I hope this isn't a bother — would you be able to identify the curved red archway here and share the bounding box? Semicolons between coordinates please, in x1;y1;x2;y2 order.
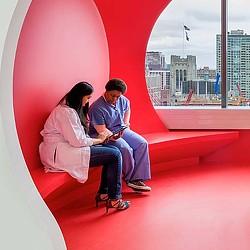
94;0;171;134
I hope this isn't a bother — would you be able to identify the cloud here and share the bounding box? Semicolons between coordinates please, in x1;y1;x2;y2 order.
147;0;250;69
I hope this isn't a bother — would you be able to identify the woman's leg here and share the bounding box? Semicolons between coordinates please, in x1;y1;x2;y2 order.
89;145;122;200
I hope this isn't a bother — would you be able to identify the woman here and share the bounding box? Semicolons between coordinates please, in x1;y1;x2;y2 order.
39;81;130;212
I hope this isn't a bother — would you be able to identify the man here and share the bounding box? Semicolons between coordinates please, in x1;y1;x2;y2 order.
88;78;151;192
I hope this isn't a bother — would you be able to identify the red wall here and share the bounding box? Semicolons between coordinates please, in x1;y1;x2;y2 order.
14;0;109;170
94;0;171;134
203;130;250;164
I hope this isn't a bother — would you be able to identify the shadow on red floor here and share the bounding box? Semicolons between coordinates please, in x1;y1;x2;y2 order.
53;162;250;250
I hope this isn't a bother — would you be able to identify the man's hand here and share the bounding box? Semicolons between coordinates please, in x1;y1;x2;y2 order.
110;130;123;141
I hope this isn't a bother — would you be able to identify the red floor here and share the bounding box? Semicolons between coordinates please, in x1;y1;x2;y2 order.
52;162;250;250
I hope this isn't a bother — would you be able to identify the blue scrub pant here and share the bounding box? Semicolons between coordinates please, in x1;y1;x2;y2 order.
107;129;151;183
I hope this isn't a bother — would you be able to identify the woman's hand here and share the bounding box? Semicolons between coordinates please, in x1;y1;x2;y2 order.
92;131;110;145
98;131;109;142
98;131;113;144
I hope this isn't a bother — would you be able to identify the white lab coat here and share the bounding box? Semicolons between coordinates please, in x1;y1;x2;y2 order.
39;104;93;183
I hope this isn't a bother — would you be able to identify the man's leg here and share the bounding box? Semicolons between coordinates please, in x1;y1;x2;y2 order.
108;129;151;192
122;129;151;192
122;129;151;180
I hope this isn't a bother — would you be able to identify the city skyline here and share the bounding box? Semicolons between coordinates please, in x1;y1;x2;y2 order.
147;0;250;69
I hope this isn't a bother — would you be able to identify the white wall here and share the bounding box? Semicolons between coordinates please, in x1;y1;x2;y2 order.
156;106;250;129
0;1;66;249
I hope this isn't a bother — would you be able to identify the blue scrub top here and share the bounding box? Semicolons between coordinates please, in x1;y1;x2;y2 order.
88;95;130;136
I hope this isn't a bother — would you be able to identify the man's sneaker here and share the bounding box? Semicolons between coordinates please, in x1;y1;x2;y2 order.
127;181;151;192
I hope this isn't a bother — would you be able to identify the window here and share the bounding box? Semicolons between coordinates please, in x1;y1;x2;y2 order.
146;0;250;107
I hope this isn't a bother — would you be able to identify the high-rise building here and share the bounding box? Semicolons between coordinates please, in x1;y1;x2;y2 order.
146;51;166;70
216;29;250;99
145;52;170;105
145;67;170;105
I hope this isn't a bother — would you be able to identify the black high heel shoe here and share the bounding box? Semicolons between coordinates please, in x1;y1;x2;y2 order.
95;193;109;207
105;199;131;213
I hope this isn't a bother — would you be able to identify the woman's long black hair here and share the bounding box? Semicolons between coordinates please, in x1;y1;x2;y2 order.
59;81;94;133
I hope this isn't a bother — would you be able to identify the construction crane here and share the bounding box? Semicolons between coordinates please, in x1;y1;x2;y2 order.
185;89;194;106
236;83;247;106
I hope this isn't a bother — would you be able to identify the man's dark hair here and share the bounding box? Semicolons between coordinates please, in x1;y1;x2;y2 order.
105;78;127;94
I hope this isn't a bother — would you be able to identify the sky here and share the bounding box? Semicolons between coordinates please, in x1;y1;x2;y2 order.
147;0;250;69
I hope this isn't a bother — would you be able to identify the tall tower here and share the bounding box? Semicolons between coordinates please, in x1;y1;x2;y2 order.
216;29;250;99
170;55;197;96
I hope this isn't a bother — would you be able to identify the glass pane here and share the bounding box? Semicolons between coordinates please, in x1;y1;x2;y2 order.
146;0;250;107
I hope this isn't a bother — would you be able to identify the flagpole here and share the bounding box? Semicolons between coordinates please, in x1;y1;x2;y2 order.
183;24;185;57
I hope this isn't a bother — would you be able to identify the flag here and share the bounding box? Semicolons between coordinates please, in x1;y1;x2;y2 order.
184;25;190;41
214;73;220;95
184;25;190;31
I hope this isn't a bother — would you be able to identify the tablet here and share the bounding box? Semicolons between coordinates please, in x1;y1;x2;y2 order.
109;126;127;138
